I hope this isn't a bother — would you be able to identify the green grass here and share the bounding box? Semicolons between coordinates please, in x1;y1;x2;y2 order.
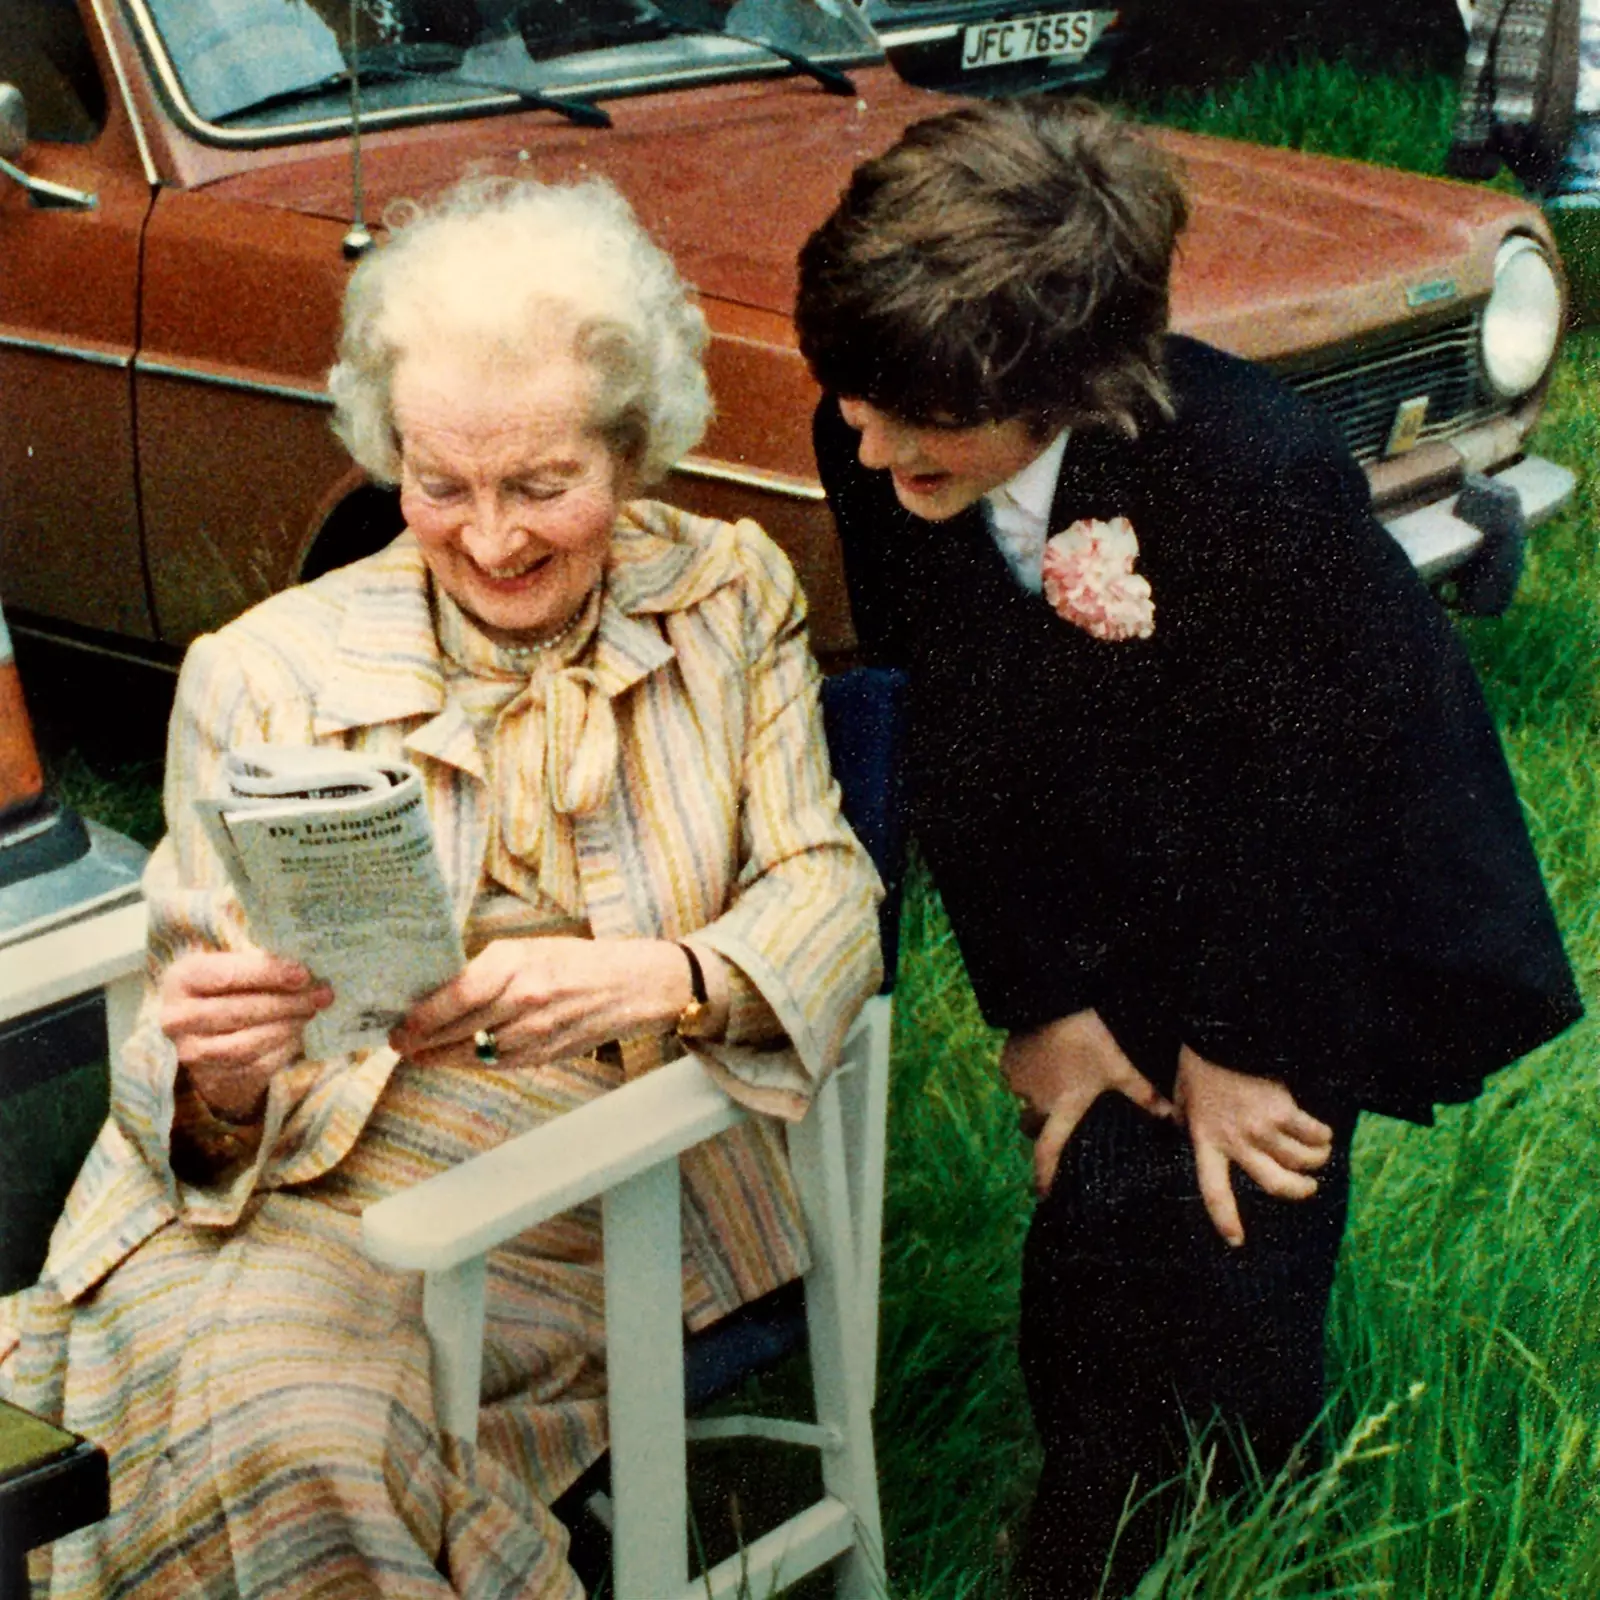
47;748;166;848
872;865;1032;1595
1128;55;1461;177
28;52;1600;1600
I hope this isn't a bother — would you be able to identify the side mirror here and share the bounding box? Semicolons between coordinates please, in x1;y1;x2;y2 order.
0;84;27;161
0;84;95;209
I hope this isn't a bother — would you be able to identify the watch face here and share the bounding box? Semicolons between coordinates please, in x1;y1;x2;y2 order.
676;998;712;1039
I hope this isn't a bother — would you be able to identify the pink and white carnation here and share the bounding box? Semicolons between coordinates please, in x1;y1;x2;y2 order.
1040;516;1155;642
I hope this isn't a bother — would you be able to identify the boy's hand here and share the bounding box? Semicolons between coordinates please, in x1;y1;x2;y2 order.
1173;1045;1334;1247
1003;1009;1175;1197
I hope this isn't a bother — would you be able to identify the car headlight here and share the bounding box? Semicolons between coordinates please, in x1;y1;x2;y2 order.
1480;235;1563;399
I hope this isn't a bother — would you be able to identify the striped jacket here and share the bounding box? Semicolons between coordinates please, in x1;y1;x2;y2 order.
39;502;883;1323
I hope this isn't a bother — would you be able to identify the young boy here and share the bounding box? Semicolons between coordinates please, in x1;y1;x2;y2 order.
796;97;1580;1597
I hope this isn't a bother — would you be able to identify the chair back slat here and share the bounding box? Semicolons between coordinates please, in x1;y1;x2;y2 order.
819;667;908;990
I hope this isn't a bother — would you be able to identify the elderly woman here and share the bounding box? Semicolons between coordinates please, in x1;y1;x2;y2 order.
796;99;1578;1598
0;176;880;1598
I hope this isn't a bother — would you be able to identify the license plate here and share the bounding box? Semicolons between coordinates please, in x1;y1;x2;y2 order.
960;8;1114;70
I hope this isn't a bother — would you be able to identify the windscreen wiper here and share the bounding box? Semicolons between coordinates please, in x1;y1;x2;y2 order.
431;68;611;126
215;58;610;129
640;3;856;96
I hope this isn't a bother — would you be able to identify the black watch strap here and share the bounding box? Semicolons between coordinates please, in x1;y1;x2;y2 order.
675;943;712;1038
678;943;708;1003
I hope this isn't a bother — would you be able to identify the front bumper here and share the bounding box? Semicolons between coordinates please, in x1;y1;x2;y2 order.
1384;455;1575;580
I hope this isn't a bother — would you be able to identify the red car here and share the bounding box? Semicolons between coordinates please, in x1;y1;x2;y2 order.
0;0;1573;670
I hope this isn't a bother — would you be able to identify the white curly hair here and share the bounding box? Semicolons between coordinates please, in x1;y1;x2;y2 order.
328;175;711;487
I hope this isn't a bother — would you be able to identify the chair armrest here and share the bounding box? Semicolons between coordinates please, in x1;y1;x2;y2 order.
361;1052;745;1273
0;900;147;1023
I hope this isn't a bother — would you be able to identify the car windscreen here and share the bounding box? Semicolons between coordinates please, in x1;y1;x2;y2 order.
130;0;880;139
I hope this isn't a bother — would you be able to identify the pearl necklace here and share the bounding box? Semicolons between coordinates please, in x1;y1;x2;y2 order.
497;598;592;673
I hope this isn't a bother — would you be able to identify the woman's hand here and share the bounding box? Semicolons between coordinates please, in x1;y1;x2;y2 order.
1002;1009;1175;1197
390;937;724;1069
1173;1045;1334;1248
161;950;334;1121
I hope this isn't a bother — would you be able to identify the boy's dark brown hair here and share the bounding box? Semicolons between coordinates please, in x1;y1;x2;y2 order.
795;97;1188;438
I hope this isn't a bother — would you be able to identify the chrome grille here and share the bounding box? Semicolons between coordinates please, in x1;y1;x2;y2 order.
1278;313;1496;463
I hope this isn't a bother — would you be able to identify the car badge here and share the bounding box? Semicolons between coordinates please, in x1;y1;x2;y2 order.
1386;395;1431;457
1405;278;1458;308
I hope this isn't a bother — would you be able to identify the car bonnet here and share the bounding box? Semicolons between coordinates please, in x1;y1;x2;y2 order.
185;69;1545;351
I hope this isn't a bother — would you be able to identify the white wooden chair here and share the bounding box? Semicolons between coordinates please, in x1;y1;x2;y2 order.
0;900;148;1052
363;666;906;1600
6;909;894;1600
362;996;891;1600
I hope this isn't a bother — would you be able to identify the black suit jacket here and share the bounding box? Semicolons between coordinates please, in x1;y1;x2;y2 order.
815;336;1581;1120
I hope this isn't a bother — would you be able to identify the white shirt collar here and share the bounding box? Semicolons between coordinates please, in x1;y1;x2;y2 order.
988;427;1069;525
982;428;1070;594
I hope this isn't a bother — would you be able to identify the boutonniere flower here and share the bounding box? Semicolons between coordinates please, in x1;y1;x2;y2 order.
1040;516;1155;642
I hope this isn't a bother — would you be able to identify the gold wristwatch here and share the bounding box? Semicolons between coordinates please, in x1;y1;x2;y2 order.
674;943;713;1039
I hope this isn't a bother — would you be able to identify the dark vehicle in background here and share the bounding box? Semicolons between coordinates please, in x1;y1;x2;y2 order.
869;2;1134;95
0;0;1574;679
